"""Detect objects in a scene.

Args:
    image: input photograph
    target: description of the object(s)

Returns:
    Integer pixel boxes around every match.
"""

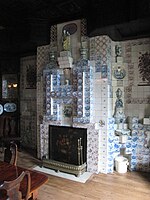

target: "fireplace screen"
[49,125,87,165]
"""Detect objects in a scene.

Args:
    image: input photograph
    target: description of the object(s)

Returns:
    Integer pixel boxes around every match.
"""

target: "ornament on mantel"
[45,45,58,70]
[62,29,71,51]
[62,23,77,52]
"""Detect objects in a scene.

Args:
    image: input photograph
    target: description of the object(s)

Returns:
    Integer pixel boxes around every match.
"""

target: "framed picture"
[138,52,150,86]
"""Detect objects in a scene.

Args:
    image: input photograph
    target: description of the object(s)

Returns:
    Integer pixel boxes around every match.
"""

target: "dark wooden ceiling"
[0,0,150,56]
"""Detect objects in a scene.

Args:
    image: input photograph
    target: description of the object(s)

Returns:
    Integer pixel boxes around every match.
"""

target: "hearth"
[42,125,87,176]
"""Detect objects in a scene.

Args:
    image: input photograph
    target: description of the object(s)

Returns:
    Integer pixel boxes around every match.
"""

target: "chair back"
[0,171,31,200]
[4,142,18,166]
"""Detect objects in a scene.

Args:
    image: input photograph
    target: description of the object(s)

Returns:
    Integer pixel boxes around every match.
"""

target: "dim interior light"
[8,84,12,88]
[7,83,18,88]
[13,83,17,88]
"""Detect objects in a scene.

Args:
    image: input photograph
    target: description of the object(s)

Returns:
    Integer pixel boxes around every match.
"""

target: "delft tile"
[131,162,137,169]
[132,129,138,135]
[100,129,107,136]
[107,151,114,157]
[132,123,139,130]
[107,124,114,131]
[114,142,121,150]
[138,129,145,136]
[132,136,138,143]
[108,137,114,144]
[101,136,108,143]
[101,111,108,118]
[99,141,107,149]
[107,155,114,163]
[107,117,115,124]
[125,148,132,154]
[101,104,107,110]
[108,143,114,152]
[108,130,115,137]
[107,167,114,173]
[100,168,108,174]
[99,148,107,155]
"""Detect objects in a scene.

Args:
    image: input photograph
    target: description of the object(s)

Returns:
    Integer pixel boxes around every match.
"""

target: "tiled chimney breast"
[36,20,150,174]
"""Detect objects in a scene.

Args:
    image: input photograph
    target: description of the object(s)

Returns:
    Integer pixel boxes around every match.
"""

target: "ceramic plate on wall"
[0,104,3,115]
[4,103,17,112]
[113,67,126,79]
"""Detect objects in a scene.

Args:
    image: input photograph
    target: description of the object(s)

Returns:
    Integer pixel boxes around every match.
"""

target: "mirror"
[2,74,18,99]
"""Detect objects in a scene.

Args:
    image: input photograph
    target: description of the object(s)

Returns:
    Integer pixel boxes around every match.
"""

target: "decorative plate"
[113,66,126,79]
[4,103,17,112]
[0,104,3,115]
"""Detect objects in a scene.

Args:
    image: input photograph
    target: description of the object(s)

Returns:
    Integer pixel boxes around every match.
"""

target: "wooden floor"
[0,150,150,200]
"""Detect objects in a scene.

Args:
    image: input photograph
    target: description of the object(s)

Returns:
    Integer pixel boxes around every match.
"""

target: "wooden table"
[0,161,48,199]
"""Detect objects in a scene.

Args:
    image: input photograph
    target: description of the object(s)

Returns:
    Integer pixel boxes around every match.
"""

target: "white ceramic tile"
[100,148,107,155]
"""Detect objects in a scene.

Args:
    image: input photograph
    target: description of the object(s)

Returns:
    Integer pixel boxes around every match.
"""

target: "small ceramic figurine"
[62,29,71,51]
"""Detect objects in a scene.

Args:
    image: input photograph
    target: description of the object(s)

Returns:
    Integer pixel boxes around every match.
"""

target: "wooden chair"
[0,171,31,200]
[4,142,18,166]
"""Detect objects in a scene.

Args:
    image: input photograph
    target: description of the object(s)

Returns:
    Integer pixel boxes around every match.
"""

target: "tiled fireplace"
[40,123,100,175]
[36,19,150,174]
[45,125,87,176]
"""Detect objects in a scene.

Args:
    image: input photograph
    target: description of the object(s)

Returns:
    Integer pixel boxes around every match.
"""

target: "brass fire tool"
[78,138,83,165]
[78,139,81,165]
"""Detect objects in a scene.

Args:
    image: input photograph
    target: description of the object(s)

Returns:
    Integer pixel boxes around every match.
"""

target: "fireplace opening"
[49,125,87,166]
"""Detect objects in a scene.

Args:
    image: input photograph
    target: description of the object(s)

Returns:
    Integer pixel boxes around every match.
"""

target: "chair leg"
[0,140,5,153]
